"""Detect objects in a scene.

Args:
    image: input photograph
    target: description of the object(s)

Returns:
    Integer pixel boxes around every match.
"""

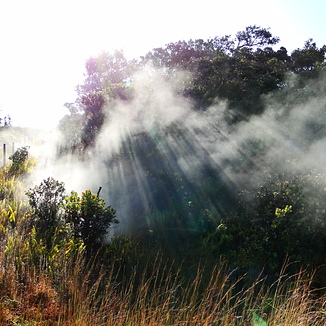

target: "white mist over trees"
[25,25,326,276]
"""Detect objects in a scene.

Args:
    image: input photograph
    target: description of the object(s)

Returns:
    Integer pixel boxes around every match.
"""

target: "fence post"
[3,144,6,167]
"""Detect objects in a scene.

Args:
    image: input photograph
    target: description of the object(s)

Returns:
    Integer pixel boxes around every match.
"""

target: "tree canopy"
[59,25,326,152]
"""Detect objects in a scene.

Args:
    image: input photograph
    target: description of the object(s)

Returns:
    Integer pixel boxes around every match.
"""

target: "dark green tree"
[141,39,212,71]
[203,171,326,275]
[58,102,84,153]
[291,39,326,72]
[220,46,287,114]
[26,177,66,248]
[8,146,30,176]
[80,91,105,147]
[143,26,286,113]
[59,26,326,153]
[65,190,119,251]
[26,178,119,252]
[234,25,280,50]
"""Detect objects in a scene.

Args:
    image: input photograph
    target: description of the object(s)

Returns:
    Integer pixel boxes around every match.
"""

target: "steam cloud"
[29,66,326,235]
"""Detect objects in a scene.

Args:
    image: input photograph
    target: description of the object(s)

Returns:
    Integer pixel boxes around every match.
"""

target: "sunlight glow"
[0,0,324,128]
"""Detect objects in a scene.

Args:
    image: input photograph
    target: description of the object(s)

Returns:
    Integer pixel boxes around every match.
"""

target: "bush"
[26,177,66,249]
[26,177,119,252]
[203,171,326,276]
[8,146,35,177]
[65,190,119,251]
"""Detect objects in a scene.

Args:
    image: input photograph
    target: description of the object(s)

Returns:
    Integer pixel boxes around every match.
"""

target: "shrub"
[26,177,66,249]
[65,190,119,251]
[203,171,326,277]
[26,177,119,252]
[8,146,35,177]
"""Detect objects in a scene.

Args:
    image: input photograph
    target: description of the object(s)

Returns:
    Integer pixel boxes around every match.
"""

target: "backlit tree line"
[59,25,326,150]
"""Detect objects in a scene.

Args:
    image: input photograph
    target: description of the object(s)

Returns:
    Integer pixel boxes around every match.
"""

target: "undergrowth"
[0,154,325,325]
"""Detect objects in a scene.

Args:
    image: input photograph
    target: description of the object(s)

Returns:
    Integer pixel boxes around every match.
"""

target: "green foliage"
[1,157,326,324]
[203,171,326,274]
[291,39,326,74]
[58,103,84,153]
[10,146,29,163]
[143,25,286,112]
[59,26,326,153]
[218,46,287,114]
[235,25,280,49]
[65,190,118,250]
[25,177,119,253]
[25,177,66,249]
[252,312,268,326]
[59,51,135,152]
[26,177,65,229]
[80,91,106,147]
[8,146,36,177]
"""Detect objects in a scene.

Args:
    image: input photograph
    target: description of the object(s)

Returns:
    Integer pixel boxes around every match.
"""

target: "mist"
[27,66,326,236]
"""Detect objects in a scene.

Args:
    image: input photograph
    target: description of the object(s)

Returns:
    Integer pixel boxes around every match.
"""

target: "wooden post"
[3,144,6,167]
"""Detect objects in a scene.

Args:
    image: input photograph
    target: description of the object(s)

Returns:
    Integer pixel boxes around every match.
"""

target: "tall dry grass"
[0,165,325,325]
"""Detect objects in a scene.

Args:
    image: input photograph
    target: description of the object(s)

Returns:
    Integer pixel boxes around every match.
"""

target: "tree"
[58,103,84,154]
[60,26,325,151]
[0,114,11,127]
[203,171,326,274]
[26,178,119,252]
[142,26,285,113]
[65,190,119,251]
[291,39,326,76]
[79,91,106,147]
[76,50,135,97]
[142,26,280,71]
[188,45,288,112]
[223,46,287,114]
[141,39,211,71]
[184,51,230,107]
[234,25,280,50]
[26,177,66,248]
[8,146,35,177]
[58,50,136,152]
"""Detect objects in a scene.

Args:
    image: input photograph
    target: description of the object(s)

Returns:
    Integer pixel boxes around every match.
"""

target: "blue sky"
[0,0,325,128]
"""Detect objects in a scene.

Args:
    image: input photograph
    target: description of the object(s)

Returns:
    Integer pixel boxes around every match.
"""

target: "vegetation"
[8,146,35,177]
[0,115,11,128]
[65,189,118,251]
[1,26,326,324]
[203,170,326,280]
[59,25,325,150]
[0,156,325,325]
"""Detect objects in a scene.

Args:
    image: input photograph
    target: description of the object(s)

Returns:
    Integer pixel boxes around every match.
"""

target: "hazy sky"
[0,0,325,128]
